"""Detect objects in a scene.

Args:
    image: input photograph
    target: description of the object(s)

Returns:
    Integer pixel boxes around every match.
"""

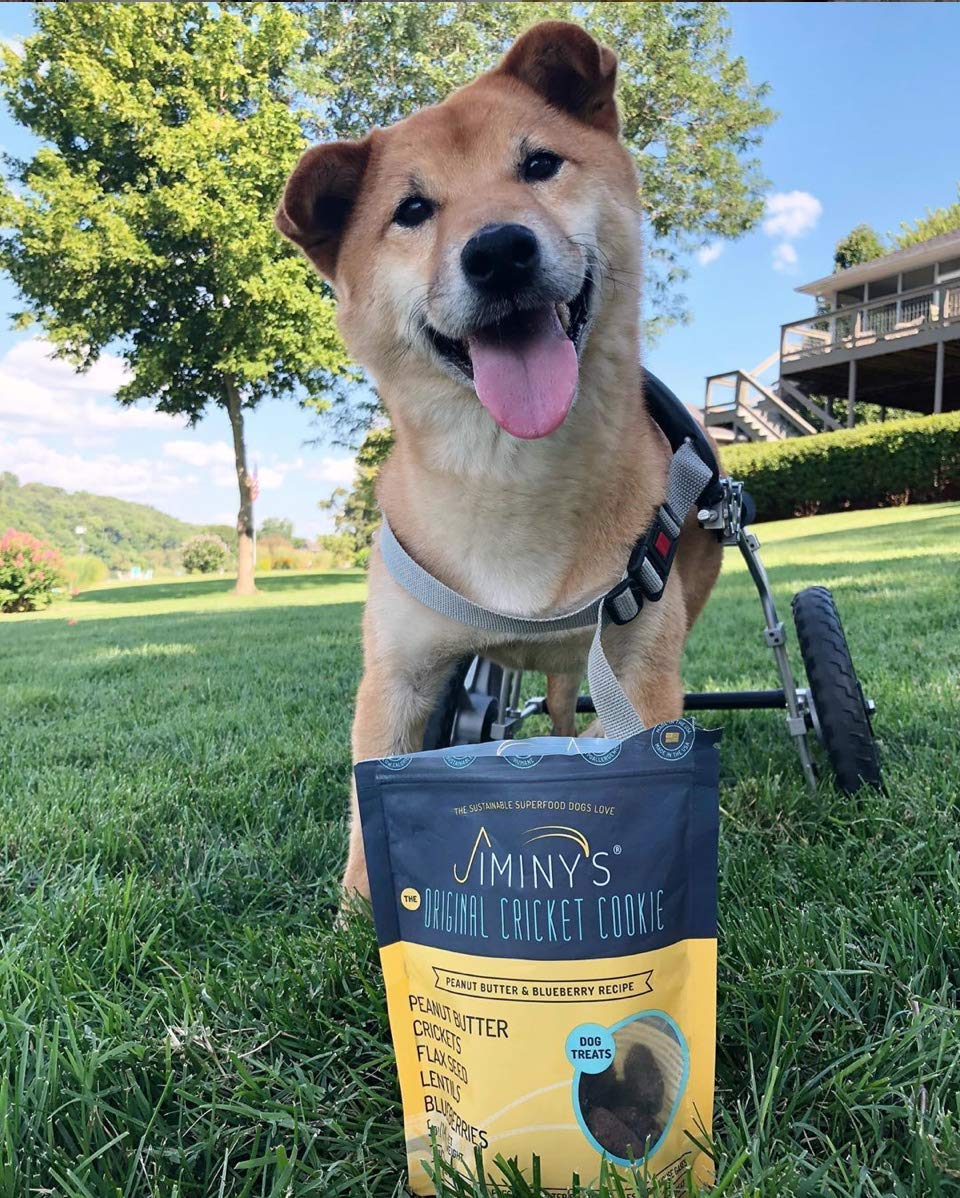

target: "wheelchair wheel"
[791,587,880,795]
[421,656,502,750]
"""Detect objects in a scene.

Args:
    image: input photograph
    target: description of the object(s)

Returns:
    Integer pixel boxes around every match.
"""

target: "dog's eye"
[521,151,563,183]
[393,195,435,228]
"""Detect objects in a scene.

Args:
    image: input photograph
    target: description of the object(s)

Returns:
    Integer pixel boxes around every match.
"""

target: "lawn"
[0,503,958,1197]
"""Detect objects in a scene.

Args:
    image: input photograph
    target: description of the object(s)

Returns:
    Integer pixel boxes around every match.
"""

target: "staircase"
[703,356,839,443]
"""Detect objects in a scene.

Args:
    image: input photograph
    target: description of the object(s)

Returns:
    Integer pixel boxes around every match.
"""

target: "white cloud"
[304,456,357,487]
[163,439,235,469]
[696,241,724,267]
[1,434,194,498]
[762,191,823,240]
[0,338,181,437]
[772,242,798,273]
[258,465,285,490]
[4,337,129,394]
[159,444,355,494]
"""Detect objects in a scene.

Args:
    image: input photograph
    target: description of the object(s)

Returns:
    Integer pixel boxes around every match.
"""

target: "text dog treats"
[356,725,720,1194]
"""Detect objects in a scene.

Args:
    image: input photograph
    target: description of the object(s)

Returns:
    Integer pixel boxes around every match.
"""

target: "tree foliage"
[318,425,394,566]
[893,185,960,249]
[259,516,295,541]
[0,3,347,592]
[834,223,885,271]
[832,185,960,273]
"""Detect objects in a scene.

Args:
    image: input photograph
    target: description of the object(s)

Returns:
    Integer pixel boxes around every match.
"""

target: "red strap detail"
[654,530,672,558]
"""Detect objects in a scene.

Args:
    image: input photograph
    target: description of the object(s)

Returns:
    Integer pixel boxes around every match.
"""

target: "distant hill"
[0,472,235,571]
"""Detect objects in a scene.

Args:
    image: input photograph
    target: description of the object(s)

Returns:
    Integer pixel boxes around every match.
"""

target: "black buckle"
[626,503,681,603]
[604,576,643,625]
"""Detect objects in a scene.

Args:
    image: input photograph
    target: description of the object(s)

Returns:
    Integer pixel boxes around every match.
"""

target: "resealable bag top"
[356,723,720,1195]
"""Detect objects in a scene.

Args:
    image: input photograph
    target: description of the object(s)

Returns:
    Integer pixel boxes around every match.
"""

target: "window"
[937,257,960,281]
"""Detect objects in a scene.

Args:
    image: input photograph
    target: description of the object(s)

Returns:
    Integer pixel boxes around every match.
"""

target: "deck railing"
[704,369,816,440]
[781,279,960,364]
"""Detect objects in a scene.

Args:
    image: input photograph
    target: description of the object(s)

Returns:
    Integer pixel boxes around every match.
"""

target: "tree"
[834,224,885,271]
[181,533,230,575]
[295,1,774,436]
[893,185,960,249]
[259,516,295,541]
[0,3,347,595]
[318,425,393,566]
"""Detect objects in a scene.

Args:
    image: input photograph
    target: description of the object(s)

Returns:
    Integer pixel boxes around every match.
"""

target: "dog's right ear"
[275,138,373,282]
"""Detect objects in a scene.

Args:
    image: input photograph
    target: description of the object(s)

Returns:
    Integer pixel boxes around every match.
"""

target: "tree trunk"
[224,374,257,596]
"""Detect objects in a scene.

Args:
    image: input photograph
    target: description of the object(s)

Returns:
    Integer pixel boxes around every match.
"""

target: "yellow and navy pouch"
[356,722,720,1194]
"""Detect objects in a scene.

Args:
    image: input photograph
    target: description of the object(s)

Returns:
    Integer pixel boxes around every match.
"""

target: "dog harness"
[378,382,718,740]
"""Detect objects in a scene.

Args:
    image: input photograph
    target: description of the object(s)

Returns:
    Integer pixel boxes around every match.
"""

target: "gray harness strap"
[378,440,712,740]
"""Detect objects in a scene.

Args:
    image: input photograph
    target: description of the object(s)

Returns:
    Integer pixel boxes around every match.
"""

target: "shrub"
[0,528,65,612]
[721,412,960,521]
[181,534,230,574]
[258,546,315,571]
[317,532,359,568]
[63,554,109,590]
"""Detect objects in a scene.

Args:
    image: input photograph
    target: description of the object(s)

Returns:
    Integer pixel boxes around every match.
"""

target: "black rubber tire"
[421,656,504,750]
[791,586,881,794]
[421,657,472,750]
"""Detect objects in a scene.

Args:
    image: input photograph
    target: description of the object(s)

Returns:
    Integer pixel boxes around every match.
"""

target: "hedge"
[720,412,960,521]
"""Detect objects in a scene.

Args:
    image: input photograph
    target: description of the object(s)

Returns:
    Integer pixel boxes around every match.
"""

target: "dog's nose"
[461,223,541,296]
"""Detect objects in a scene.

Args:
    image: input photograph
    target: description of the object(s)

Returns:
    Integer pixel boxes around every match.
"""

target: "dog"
[277,20,722,899]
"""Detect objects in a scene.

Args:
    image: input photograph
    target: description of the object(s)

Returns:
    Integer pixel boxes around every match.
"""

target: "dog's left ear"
[498,21,619,135]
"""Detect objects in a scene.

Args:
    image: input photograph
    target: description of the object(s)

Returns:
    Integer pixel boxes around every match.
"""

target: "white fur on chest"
[450,517,574,614]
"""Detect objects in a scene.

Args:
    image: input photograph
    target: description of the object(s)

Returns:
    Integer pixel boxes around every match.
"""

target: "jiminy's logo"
[453,825,611,889]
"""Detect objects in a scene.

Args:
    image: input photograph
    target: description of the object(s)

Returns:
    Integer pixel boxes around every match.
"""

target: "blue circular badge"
[441,753,477,770]
[565,1023,616,1074]
[651,719,695,762]
[579,742,622,767]
[498,743,543,769]
[379,755,413,771]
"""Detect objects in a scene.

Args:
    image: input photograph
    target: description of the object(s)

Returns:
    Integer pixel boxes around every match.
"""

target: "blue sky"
[1,2,957,539]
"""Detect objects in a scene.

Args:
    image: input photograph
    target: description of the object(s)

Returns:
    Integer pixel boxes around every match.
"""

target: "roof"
[796,227,960,297]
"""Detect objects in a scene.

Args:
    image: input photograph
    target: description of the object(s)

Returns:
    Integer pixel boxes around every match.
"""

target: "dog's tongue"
[468,308,577,439]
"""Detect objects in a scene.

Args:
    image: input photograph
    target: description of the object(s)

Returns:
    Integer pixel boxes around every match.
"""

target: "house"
[704,229,960,441]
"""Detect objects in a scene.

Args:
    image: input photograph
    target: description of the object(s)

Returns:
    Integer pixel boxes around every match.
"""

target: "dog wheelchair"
[421,370,881,795]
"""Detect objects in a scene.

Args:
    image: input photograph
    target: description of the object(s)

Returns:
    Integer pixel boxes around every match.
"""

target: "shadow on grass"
[72,571,363,605]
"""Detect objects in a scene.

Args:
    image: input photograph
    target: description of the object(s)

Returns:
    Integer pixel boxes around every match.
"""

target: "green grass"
[1,504,958,1197]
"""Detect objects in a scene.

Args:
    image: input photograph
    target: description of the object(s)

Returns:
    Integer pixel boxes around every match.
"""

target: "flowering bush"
[181,534,231,574]
[0,529,66,613]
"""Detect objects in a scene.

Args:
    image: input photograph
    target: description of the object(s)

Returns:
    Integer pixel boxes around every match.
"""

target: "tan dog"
[277,21,722,899]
